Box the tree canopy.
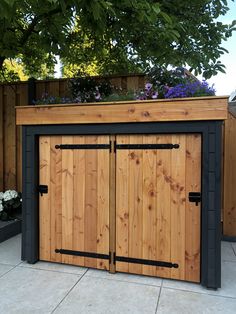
[0,0,235,80]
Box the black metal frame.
[21,120,223,289]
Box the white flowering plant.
[0,190,22,221]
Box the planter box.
[16,96,228,289]
[0,218,21,243]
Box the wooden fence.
[0,74,145,192]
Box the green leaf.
[152,3,161,15]
[2,0,16,7]
[160,12,173,24]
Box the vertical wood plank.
[185,134,201,282]
[35,81,46,100]
[116,135,130,272]
[155,135,171,278]
[39,136,51,260]
[61,135,74,265]
[50,136,62,263]
[4,85,16,189]
[84,136,98,268]
[127,76,139,92]
[97,135,110,270]
[59,80,70,98]
[128,135,143,274]
[170,135,186,280]
[142,135,157,276]
[73,136,85,266]
[223,113,236,236]
[48,81,60,97]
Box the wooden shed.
[16,96,228,289]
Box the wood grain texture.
[16,97,228,125]
[73,136,85,266]
[115,134,201,282]
[50,136,62,263]
[155,135,171,279]
[97,136,110,270]
[142,135,157,276]
[170,135,186,280]
[39,136,51,261]
[116,135,129,273]
[128,135,143,274]
[61,136,74,265]
[223,112,236,237]
[84,136,98,268]
[185,134,201,282]
[39,135,110,269]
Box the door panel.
[39,133,201,281]
[116,134,201,282]
[39,135,110,270]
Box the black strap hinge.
[55,144,111,150]
[115,255,178,268]
[115,143,179,150]
[55,249,110,260]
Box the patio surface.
[0,235,236,313]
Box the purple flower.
[164,80,215,99]
[145,83,153,91]
[152,91,158,99]
[95,92,101,101]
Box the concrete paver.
[0,236,235,314]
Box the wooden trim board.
[16,97,228,125]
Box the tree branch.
[0,56,5,70]
[19,5,71,46]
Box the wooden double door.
[39,134,201,282]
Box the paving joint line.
[161,286,236,300]
[50,268,89,313]
[0,261,22,279]
[231,243,236,257]
[155,279,163,313]
[18,264,87,276]
[0,261,21,267]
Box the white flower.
[3,190,18,201]
[0,200,3,212]
[0,192,4,200]
[10,190,18,199]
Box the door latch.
[188,192,201,206]
[38,185,48,196]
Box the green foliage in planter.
[70,74,112,103]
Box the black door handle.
[189,192,201,206]
[38,185,48,196]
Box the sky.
[207,1,236,96]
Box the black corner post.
[28,77,36,105]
